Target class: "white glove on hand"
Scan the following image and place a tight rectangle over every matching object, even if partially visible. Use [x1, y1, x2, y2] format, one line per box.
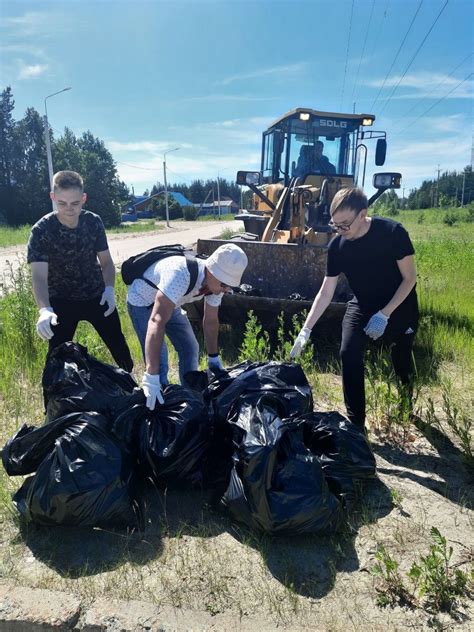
[290, 327, 312, 359]
[364, 311, 389, 340]
[142, 372, 164, 410]
[36, 307, 58, 341]
[208, 355, 224, 372]
[100, 285, 116, 317]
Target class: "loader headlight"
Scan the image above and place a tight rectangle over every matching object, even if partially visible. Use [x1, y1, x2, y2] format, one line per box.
[362, 117, 374, 126]
[299, 112, 310, 121]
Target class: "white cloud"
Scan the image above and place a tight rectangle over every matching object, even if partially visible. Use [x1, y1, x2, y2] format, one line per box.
[364, 71, 473, 99]
[18, 63, 48, 80]
[216, 62, 307, 86]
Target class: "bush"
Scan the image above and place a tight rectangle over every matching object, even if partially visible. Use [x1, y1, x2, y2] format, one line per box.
[443, 211, 457, 226]
[183, 205, 198, 221]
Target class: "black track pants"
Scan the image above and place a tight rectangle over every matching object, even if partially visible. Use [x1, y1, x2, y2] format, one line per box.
[49, 296, 134, 372]
[340, 300, 418, 428]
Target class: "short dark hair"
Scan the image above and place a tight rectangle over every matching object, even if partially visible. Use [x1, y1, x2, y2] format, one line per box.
[53, 171, 84, 192]
[330, 186, 367, 216]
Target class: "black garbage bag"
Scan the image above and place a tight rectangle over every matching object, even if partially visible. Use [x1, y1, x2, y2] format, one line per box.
[10, 412, 142, 528]
[42, 342, 139, 422]
[114, 384, 211, 487]
[212, 361, 313, 423]
[220, 395, 343, 534]
[2, 413, 90, 476]
[299, 411, 376, 500]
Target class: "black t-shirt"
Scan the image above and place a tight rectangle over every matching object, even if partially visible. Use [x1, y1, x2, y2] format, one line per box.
[326, 216, 417, 313]
[27, 210, 108, 301]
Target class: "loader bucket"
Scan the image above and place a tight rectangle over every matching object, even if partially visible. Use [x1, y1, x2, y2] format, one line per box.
[183, 239, 351, 326]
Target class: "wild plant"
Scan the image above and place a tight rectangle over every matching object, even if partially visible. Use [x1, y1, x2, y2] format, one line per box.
[370, 544, 414, 608]
[238, 310, 270, 362]
[440, 380, 473, 468]
[408, 527, 471, 614]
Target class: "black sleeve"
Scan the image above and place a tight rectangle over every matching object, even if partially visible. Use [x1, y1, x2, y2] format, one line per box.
[27, 222, 49, 263]
[326, 238, 342, 277]
[94, 215, 109, 252]
[392, 223, 415, 260]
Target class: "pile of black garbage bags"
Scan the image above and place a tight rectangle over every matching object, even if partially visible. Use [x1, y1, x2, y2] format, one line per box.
[1, 342, 376, 535]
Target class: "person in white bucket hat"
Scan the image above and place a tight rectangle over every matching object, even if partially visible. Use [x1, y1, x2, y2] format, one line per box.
[127, 243, 248, 410]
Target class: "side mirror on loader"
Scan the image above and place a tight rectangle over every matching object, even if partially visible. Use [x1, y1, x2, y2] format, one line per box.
[368, 172, 402, 207]
[375, 138, 387, 166]
[236, 171, 261, 186]
[373, 172, 401, 189]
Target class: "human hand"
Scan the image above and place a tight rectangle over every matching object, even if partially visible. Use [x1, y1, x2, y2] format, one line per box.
[142, 372, 164, 410]
[100, 286, 116, 317]
[289, 327, 312, 359]
[36, 307, 58, 341]
[208, 354, 224, 372]
[364, 311, 389, 340]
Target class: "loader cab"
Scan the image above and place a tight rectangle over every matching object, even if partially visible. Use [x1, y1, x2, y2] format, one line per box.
[261, 108, 386, 186]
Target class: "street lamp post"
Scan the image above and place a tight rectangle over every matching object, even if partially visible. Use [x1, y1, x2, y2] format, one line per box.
[163, 147, 180, 228]
[44, 87, 72, 205]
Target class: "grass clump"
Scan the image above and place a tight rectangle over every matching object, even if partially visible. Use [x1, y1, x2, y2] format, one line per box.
[371, 528, 473, 617]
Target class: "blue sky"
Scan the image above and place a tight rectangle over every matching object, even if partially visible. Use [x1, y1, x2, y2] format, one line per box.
[1, 0, 472, 196]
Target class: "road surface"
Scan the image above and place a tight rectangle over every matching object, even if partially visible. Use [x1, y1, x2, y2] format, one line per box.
[0, 219, 241, 286]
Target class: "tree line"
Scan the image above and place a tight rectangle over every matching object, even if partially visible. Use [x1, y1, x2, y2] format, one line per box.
[0, 86, 247, 228]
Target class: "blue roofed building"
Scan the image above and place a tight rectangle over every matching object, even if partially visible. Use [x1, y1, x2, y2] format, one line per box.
[121, 191, 194, 221]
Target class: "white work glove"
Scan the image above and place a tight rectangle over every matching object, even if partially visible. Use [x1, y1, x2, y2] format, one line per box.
[208, 354, 224, 372]
[364, 311, 389, 340]
[36, 307, 58, 341]
[100, 285, 116, 317]
[289, 327, 312, 359]
[142, 372, 164, 410]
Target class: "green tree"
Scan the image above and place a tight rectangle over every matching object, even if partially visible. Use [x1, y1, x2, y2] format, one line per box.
[13, 107, 50, 224]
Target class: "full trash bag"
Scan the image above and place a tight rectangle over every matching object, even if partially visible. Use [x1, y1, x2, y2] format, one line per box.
[184, 362, 314, 497]
[299, 411, 376, 500]
[113, 384, 211, 487]
[10, 412, 141, 528]
[42, 342, 139, 422]
[220, 394, 343, 534]
[208, 361, 314, 423]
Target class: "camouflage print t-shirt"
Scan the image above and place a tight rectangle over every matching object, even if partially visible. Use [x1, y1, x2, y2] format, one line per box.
[27, 210, 108, 301]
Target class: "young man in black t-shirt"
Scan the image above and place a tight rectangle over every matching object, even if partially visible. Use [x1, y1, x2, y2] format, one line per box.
[290, 186, 418, 429]
[27, 170, 133, 371]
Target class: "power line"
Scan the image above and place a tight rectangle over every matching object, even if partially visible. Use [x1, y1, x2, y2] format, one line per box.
[378, 0, 450, 116]
[340, 0, 355, 111]
[351, 0, 376, 107]
[115, 160, 158, 171]
[367, 0, 390, 71]
[370, 0, 424, 111]
[393, 71, 473, 137]
[393, 52, 472, 131]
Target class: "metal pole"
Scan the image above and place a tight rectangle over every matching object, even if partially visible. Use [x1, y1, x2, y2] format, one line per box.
[217, 173, 221, 220]
[43, 87, 72, 209]
[163, 157, 170, 228]
[461, 169, 466, 207]
[163, 147, 180, 228]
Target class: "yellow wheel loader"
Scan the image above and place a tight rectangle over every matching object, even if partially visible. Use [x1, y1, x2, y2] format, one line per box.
[187, 107, 401, 326]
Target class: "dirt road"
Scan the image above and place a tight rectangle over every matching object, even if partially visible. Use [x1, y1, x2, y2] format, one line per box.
[0, 219, 241, 283]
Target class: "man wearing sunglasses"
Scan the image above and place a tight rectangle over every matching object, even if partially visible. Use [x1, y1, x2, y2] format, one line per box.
[127, 243, 248, 410]
[290, 186, 418, 430]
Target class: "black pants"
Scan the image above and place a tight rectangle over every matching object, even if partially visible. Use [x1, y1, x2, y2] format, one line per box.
[340, 300, 418, 428]
[49, 296, 134, 372]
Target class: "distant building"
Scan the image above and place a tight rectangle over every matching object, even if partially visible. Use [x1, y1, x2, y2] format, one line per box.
[121, 191, 194, 221]
[194, 199, 239, 216]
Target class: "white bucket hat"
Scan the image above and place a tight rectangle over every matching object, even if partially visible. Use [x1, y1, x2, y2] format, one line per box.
[205, 244, 248, 287]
